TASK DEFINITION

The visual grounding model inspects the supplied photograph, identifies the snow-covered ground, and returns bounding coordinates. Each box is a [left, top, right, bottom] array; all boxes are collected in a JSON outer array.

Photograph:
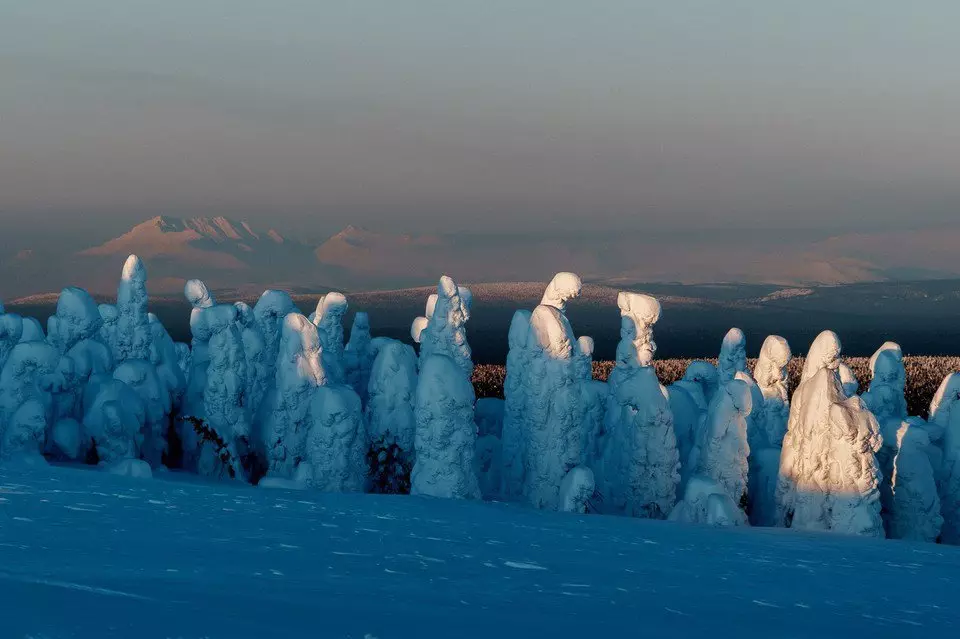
[[1, 465, 957, 639]]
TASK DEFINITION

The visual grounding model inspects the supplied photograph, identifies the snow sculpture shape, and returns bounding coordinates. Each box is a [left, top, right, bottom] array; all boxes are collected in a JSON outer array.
[[98, 304, 120, 361], [299, 385, 366, 492], [417, 277, 473, 376], [252, 289, 296, 386], [365, 340, 418, 494], [575, 335, 594, 381], [777, 357, 883, 537], [718, 328, 747, 386], [613, 292, 660, 370], [800, 330, 842, 384], [113, 360, 169, 466], [0, 312, 24, 370], [310, 292, 348, 385], [559, 466, 596, 513], [0, 341, 61, 459], [681, 360, 719, 407], [235, 302, 268, 417], [82, 379, 146, 463], [366, 340, 418, 450], [600, 292, 679, 519], [410, 294, 438, 345], [148, 314, 187, 410], [936, 374, 960, 544], [522, 287, 584, 510], [748, 335, 791, 526], [344, 312, 373, 403], [888, 419, 942, 542], [689, 378, 752, 513], [1, 398, 48, 462], [500, 310, 532, 501], [838, 363, 859, 397], [115, 255, 152, 363], [540, 272, 582, 313], [262, 313, 325, 477], [869, 341, 904, 381], [411, 354, 480, 500], [669, 476, 748, 527], [47, 287, 102, 355]]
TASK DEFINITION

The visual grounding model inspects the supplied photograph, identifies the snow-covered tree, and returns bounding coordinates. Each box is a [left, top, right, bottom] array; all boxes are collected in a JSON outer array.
[[344, 312, 373, 404], [416, 277, 473, 376], [252, 289, 296, 393], [310, 292, 348, 385], [0, 341, 61, 461], [777, 331, 883, 537], [888, 419, 942, 542], [113, 360, 169, 466], [98, 303, 120, 362], [599, 292, 679, 519], [748, 335, 791, 526], [680, 360, 719, 406], [115, 255, 153, 363], [520, 276, 585, 510], [500, 310, 532, 501], [299, 385, 366, 492], [148, 314, 186, 413], [47, 287, 102, 356], [261, 313, 325, 478], [934, 373, 960, 544], [718, 328, 747, 386], [234, 302, 268, 418], [0, 311, 24, 371], [838, 363, 860, 397], [411, 354, 480, 500], [82, 378, 146, 464], [688, 378, 752, 516], [365, 339, 418, 493]]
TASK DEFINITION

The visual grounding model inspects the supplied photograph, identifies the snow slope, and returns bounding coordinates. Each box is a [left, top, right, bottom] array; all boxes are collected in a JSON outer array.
[[1, 465, 957, 638]]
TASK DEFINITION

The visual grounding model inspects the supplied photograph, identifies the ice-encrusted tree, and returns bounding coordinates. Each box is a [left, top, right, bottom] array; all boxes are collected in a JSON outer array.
[[578, 335, 608, 469], [411, 354, 481, 500], [310, 292, 348, 385], [115, 255, 153, 363], [688, 378, 752, 516], [113, 360, 169, 466], [559, 465, 596, 513], [521, 274, 585, 510], [261, 313, 326, 478], [181, 279, 216, 424], [599, 292, 679, 519], [777, 331, 884, 537], [0, 311, 24, 371], [148, 314, 187, 413], [475, 397, 505, 500], [668, 476, 748, 527], [365, 339, 418, 493], [680, 360, 719, 407], [253, 290, 296, 385], [234, 302, 268, 418], [500, 309, 532, 501], [98, 303, 120, 362], [669, 361, 718, 485], [416, 277, 473, 377], [344, 312, 373, 404], [888, 419, 943, 542], [82, 378, 146, 464], [0, 341, 61, 461], [299, 385, 366, 492], [934, 373, 960, 544], [748, 335, 791, 526], [47, 287, 102, 356], [718, 328, 747, 386]]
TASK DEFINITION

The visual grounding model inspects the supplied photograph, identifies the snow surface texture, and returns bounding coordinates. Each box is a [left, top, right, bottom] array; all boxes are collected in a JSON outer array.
[[599, 293, 679, 519], [777, 333, 884, 537], [411, 354, 481, 500], [3, 465, 960, 638], [522, 276, 584, 510]]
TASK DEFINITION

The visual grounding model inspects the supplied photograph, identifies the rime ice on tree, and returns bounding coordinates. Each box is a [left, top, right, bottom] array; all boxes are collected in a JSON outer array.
[[310, 292, 349, 385], [500, 310, 532, 501], [748, 335, 791, 526], [599, 292, 679, 519]]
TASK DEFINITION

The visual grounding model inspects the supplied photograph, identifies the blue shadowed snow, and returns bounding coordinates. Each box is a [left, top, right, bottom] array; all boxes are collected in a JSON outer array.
[[0, 465, 958, 638]]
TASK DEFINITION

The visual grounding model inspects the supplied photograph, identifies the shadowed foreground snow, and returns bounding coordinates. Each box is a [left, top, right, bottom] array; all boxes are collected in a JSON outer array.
[[1, 466, 957, 639]]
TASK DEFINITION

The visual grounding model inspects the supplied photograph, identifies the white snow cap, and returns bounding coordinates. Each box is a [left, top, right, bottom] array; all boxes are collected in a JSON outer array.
[[540, 272, 582, 312], [800, 330, 842, 383], [718, 328, 747, 385], [869, 341, 903, 377], [754, 335, 791, 394], [417, 276, 473, 375], [184, 279, 215, 309], [615, 292, 660, 368]]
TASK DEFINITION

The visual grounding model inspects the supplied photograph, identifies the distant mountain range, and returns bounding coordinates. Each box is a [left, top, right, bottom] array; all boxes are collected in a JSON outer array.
[[2, 215, 960, 298]]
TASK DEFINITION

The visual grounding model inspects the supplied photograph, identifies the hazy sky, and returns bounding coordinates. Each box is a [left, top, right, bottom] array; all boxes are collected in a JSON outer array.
[[2, 2, 959, 243]]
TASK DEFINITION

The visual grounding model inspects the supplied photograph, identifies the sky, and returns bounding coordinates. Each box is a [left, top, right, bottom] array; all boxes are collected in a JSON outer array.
[[2, 1, 959, 246]]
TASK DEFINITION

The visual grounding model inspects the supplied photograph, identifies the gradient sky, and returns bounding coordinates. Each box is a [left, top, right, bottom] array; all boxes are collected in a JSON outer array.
[[2, 1, 959, 244]]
